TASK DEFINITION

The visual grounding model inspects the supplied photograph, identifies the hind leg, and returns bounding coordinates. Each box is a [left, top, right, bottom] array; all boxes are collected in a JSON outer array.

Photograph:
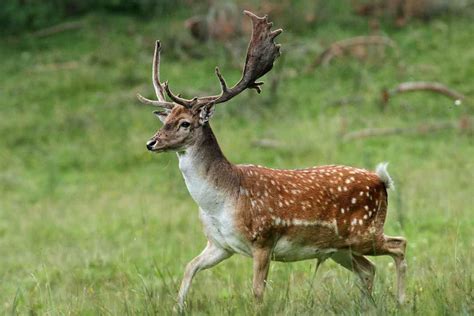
[[331, 251, 376, 295], [380, 236, 407, 304]]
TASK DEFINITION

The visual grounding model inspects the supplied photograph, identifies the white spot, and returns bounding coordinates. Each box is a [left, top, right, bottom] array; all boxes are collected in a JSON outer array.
[[341, 208, 345, 214], [358, 219, 363, 225], [364, 205, 369, 210], [351, 198, 357, 204]]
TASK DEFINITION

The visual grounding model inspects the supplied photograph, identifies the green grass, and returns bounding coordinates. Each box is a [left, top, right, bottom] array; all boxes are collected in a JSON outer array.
[[1, 8, 473, 315]]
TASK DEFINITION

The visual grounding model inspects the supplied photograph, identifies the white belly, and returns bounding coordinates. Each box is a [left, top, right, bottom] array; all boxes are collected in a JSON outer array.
[[273, 237, 337, 262], [199, 207, 252, 257]]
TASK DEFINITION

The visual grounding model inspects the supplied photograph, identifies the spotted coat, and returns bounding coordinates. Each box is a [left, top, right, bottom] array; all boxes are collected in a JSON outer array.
[[235, 164, 388, 257]]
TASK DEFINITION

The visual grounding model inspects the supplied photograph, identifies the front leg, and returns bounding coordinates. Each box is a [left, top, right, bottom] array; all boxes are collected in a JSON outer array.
[[177, 241, 232, 311], [252, 247, 272, 302]]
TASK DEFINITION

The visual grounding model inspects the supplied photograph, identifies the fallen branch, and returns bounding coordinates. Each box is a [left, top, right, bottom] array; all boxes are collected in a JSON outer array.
[[251, 138, 283, 149], [382, 82, 465, 106], [331, 96, 363, 107], [31, 21, 83, 38], [308, 36, 398, 70], [31, 61, 80, 72], [343, 117, 472, 141]]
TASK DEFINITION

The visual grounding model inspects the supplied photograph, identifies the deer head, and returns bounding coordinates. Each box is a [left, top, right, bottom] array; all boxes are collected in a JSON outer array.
[[137, 11, 282, 152]]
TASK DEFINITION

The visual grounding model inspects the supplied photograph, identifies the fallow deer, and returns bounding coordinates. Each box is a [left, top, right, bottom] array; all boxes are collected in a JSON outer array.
[[137, 10, 407, 310]]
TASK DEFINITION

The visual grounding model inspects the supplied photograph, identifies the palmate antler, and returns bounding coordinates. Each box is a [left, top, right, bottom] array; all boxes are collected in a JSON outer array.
[[138, 10, 282, 111]]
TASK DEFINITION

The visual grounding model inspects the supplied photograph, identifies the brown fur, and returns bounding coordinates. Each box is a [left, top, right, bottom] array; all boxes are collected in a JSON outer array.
[[235, 164, 388, 254]]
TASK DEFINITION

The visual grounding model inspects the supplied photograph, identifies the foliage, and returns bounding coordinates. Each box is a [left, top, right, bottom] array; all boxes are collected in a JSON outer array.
[[0, 4, 473, 315], [0, 0, 182, 34]]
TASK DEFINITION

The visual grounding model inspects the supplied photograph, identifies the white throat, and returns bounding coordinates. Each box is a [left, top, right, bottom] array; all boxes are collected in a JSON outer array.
[[177, 147, 227, 214]]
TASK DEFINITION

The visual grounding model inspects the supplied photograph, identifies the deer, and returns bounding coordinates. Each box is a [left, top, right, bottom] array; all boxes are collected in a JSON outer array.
[[137, 10, 407, 311]]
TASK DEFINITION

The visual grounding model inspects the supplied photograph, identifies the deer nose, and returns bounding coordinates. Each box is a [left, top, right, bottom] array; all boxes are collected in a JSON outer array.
[[146, 139, 157, 151]]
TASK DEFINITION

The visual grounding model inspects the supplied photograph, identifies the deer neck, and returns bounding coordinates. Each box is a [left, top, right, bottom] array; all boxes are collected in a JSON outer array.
[[177, 124, 240, 213]]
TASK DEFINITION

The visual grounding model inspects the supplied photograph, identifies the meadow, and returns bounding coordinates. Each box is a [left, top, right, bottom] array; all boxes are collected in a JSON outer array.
[[0, 5, 473, 315]]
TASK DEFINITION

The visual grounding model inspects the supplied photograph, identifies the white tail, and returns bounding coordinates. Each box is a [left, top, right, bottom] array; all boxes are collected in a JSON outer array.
[[376, 162, 395, 190], [138, 11, 407, 311]]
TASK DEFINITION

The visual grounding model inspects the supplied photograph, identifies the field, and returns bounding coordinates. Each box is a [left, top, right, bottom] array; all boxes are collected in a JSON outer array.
[[1, 5, 473, 315]]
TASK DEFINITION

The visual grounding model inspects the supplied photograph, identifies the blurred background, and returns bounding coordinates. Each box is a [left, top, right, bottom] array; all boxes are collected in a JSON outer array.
[[1, 0, 473, 314]]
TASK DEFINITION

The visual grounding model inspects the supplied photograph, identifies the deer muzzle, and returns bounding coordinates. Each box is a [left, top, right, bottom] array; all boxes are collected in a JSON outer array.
[[146, 139, 157, 151]]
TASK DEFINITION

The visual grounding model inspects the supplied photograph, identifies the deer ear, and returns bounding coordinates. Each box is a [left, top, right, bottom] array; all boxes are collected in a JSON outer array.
[[153, 110, 169, 123], [198, 104, 215, 125]]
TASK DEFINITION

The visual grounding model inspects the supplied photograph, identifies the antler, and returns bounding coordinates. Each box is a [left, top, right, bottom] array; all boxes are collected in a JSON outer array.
[[137, 41, 175, 109], [164, 10, 283, 110]]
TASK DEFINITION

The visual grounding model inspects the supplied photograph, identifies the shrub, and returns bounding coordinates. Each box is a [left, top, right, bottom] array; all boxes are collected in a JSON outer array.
[[0, 0, 181, 34]]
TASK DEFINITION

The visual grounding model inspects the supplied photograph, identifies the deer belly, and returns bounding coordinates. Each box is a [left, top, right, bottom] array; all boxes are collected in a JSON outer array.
[[199, 208, 252, 257], [273, 237, 337, 262]]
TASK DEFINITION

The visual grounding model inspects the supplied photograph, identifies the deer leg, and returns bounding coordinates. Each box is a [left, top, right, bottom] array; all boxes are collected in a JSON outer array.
[[379, 235, 407, 304], [331, 251, 376, 296], [353, 255, 376, 295], [314, 257, 325, 277], [177, 242, 232, 311], [252, 247, 272, 302]]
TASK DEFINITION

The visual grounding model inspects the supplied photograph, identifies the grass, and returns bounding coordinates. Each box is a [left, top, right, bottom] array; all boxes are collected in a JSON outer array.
[[1, 6, 473, 315]]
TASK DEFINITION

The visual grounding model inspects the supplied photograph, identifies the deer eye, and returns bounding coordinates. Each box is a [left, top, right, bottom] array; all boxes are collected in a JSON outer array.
[[180, 121, 191, 129]]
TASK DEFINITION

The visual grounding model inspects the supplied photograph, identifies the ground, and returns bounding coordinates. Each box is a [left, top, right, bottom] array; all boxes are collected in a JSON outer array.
[[0, 6, 473, 315]]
